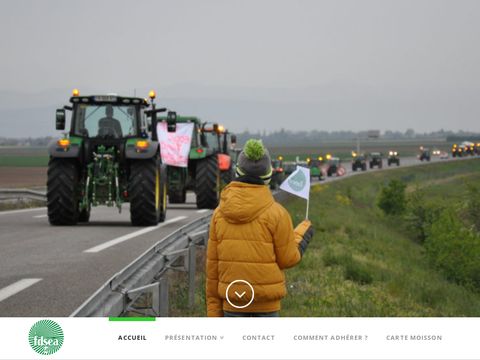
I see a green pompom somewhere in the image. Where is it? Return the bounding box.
[243,139,265,161]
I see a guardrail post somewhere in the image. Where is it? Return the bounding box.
[159,277,169,317]
[188,243,196,308]
[151,282,160,316]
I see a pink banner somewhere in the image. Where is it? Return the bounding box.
[157,122,194,167]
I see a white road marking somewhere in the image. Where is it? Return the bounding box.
[0,278,42,303]
[33,214,48,218]
[196,209,210,213]
[0,207,45,216]
[83,216,187,253]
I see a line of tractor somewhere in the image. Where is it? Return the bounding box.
[47,89,480,226]
[268,144,480,189]
[48,90,236,226]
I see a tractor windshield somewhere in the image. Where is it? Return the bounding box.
[203,132,221,150]
[73,104,139,138]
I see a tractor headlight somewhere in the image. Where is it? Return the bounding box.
[135,140,149,151]
[57,138,70,149]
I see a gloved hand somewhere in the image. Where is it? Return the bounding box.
[294,220,315,256]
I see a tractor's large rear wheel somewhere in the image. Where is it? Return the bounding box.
[195,156,220,209]
[47,159,79,225]
[221,167,234,186]
[129,159,167,226]
[158,163,168,222]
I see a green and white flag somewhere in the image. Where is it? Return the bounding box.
[280,166,311,219]
[280,166,310,200]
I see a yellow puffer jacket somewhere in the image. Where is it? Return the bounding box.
[206,181,311,317]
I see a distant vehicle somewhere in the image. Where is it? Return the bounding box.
[463,141,475,156]
[323,156,345,177]
[451,143,463,157]
[419,147,431,161]
[283,161,297,176]
[431,148,441,156]
[296,160,309,169]
[369,152,383,169]
[351,152,367,171]
[307,157,324,180]
[387,151,400,166]
[439,151,449,159]
[270,156,285,190]
[453,141,475,157]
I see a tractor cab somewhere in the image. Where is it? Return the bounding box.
[200,122,236,156]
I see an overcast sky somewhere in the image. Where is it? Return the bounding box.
[1,0,480,136]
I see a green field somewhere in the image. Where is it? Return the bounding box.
[0,147,48,167]
[167,158,480,317]
[0,155,48,167]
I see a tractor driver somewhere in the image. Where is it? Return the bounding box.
[98,105,123,138]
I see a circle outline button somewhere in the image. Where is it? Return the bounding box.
[225,279,255,309]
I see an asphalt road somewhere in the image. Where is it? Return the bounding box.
[0,194,210,316]
[0,154,473,316]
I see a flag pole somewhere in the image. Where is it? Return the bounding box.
[306,196,309,220]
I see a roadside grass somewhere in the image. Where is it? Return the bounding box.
[282,158,480,316]
[143,158,480,317]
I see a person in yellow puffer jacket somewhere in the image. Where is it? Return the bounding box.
[206,139,314,317]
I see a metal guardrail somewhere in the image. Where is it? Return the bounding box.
[70,214,211,317]
[0,188,47,202]
[69,191,291,317]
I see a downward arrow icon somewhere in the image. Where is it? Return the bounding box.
[235,291,246,298]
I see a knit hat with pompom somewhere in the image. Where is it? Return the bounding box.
[235,139,272,184]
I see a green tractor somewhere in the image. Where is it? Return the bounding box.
[369,152,383,169]
[158,116,237,209]
[47,89,168,226]
[351,152,367,171]
[283,161,297,177]
[419,147,431,161]
[387,151,400,166]
[307,156,324,180]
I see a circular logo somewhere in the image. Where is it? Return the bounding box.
[288,170,306,192]
[28,319,64,355]
[226,280,255,309]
